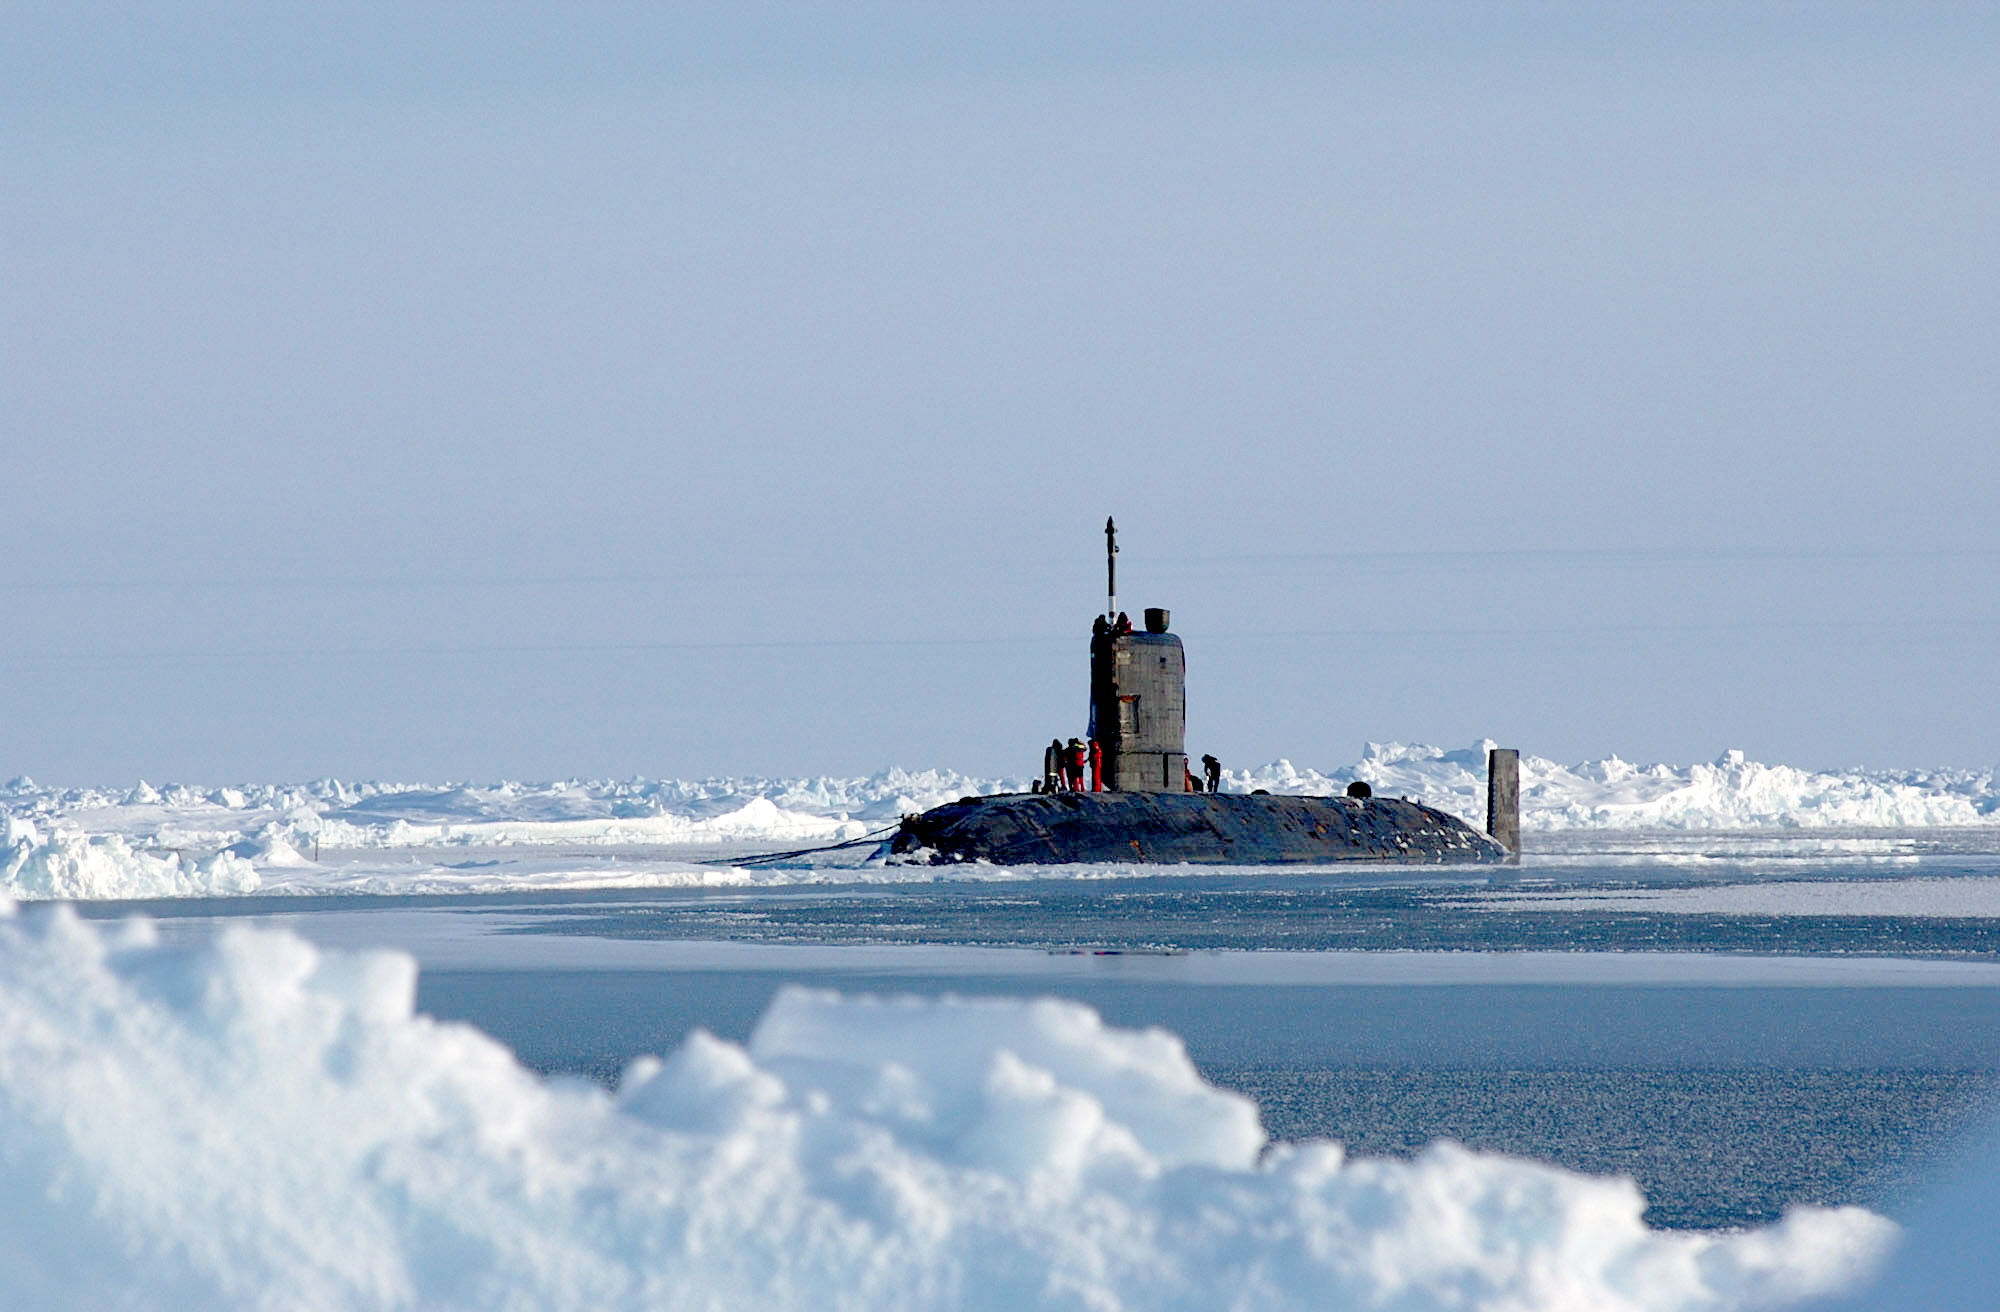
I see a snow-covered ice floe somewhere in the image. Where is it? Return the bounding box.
[0,901,1900,1311]
[3,745,1997,900]
[1251,743,2000,831]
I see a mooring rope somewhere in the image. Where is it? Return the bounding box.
[698,820,905,868]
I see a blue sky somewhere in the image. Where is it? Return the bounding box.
[5,3,1997,784]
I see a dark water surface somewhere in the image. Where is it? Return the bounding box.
[493,871,2000,956]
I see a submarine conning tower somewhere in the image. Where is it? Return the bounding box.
[1090,518,1188,792]
[886,516,1514,866]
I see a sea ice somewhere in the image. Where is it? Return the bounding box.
[3,746,1995,900]
[0,904,1895,1310]
[1,828,259,899]
[1451,876,2000,919]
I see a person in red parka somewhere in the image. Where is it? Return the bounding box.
[1065,738,1088,792]
[1088,739,1104,791]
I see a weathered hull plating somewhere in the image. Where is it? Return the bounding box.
[889,791,1505,866]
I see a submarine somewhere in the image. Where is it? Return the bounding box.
[888,519,1516,867]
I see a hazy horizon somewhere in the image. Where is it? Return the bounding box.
[7,3,1996,786]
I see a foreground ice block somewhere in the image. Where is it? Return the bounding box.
[0,901,1898,1311]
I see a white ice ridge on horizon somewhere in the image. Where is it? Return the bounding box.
[3,746,1996,900]
[0,902,1896,1312]
[1250,743,2000,831]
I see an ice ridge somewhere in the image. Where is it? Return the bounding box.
[4,748,1996,901]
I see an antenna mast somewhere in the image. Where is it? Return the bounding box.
[1105,516,1118,619]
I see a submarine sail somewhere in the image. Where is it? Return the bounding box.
[888,522,1509,866]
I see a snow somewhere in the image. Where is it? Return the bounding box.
[1,828,259,899]
[1236,743,2000,830]
[0,901,1897,1311]
[2,747,1996,900]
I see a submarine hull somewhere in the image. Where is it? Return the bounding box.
[889,791,1505,866]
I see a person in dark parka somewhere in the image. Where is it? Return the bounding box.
[1202,754,1222,794]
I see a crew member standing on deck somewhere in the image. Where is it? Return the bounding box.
[1202,754,1222,794]
[1045,738,1064,792]
[1065,738,1088,792]
[1088,738,1104,791]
